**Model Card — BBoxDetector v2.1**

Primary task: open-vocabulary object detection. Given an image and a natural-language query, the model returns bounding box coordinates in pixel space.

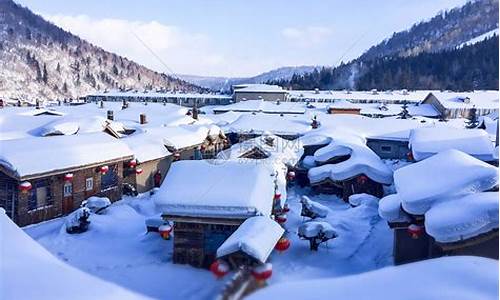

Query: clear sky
[16,0,469,77]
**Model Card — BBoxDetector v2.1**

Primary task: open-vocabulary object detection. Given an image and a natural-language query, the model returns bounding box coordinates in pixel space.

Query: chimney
[107,110,114,121]
[140,113,147,124]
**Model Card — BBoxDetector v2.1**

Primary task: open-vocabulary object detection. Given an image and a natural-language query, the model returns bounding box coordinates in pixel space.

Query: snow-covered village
[1,0,499,299]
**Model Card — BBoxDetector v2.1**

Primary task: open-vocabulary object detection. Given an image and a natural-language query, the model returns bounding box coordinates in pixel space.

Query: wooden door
[62,196,73,214]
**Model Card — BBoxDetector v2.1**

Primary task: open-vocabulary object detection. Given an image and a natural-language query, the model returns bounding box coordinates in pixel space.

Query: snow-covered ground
[22,183,394,299]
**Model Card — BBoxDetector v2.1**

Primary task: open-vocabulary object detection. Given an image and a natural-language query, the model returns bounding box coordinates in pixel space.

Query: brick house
[0,132,133,226]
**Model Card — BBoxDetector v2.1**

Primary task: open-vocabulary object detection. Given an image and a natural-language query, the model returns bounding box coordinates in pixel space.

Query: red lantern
[251,263,272,282]
[19,181,32,193]
[159,224,172,240]
[275,237,291,252]
[275,214,287,224]
[100,165,109,174]
[282,203,290,213]
[407,224,424,239]
[356,175,368,185]
[274,193,281,201]
[200,144,206,151]
[64,173,74,181]
[210,260,229,279]
[128,160,137,168]
[287,171,296,181]
[174,152,181,160]
[135,168,143,175]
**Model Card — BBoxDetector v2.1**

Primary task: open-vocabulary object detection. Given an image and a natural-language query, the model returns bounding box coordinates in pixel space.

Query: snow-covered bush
[81,196,111,214]
[300,196,328,219]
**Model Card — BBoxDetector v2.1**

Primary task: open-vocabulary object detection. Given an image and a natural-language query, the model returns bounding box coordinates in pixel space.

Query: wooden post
[140,113,147,124]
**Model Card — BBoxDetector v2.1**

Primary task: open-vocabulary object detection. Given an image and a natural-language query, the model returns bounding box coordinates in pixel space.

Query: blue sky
[17,0,468,77]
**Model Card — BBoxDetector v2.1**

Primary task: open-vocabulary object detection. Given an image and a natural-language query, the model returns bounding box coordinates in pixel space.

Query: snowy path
[24,185,393,299]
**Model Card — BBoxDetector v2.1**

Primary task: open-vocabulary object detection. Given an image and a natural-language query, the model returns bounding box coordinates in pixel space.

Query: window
[101,164,118,191]
[85,178,93,191]
[380,145,393,153]
[63,182,73,197]
[28,180,52,210]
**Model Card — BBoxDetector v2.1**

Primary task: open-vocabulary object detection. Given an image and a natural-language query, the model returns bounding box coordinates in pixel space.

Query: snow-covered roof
[425,192,498,243]
[247,256,499,300]
[216,216,284,263]
[308,141,393,184]
[409,127,496,161]
[224,113,311,136]
[212,99,305,114]
[121,132,172,163]
[428,91,499,110]
[1,209,151,300]
[88,90,231,100]
[312,114,431,142]
[144,124,220,150]
[288,89,430,103]
[0,133,133,178]
[393,149,498,215]
[220,134,303,166]
[233,84,285,93]
[153,160,275,219]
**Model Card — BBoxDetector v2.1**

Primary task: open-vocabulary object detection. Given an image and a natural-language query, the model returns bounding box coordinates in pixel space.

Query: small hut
[153,160,276,268]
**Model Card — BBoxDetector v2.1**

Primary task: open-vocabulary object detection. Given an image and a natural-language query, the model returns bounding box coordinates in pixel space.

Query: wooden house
[153,160,275,268]
[0,133,133,226]
[379,152,499,265]
[121,132,174,193]
[307,141,393,201]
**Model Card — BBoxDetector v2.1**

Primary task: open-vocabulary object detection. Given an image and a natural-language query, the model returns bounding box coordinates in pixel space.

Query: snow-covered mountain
[360,0,499,61]
[180,66,318,91]
[0,0,203,102]
[272,0,499,90]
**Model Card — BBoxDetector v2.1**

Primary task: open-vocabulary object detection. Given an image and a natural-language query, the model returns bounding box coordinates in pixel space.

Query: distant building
[422,91,499,119]
[85,91,232,107]
[232,84,288,102]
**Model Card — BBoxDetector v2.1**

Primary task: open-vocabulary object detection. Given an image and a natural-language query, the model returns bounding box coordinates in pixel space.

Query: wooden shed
[153,160,276,268]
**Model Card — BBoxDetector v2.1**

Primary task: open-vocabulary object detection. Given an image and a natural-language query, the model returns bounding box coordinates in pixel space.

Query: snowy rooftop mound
[247,256,499,300]
[0,209,150,300]
[298,134,332,147]
[220,134,303,166]
[153,160,275,219]
[36,115,129,137]
[308,142,393,184]
[144,124,221,150]
[224,113,311,136]
[378,193,409,223]
[0,132,133,178]
[409,127,495,161]
[213,99,306,114]
[425,192,499,243]
[216,216,284,263]
[120,132,172,163]
[394,149,498,215]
